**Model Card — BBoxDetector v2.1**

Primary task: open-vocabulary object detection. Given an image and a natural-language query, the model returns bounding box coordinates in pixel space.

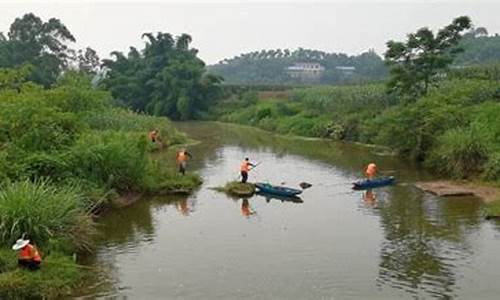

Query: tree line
[209,20,500,90]
[0,13,222,120]
[209,48,388,85]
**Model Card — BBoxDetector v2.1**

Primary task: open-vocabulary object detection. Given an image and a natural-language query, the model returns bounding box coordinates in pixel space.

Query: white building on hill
[286,62,325,82]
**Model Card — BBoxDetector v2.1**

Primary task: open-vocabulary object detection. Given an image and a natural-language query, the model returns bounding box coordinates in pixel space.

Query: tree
[76,47,100,74]
[384,16,472,100]
[102,32,221,120]
[0,13,76,86]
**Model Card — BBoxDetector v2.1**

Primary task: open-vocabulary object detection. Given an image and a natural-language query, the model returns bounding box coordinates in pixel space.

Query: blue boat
[352,176,396,190]
[255,182,303,197]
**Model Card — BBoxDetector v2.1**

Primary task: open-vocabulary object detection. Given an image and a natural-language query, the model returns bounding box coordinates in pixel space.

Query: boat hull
[255,182,302,197]
[352,176,396,190]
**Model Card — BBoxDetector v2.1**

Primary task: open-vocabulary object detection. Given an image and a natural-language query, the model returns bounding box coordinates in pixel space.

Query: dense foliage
[0,66,199,259]
[101,32,222,120]
[209,48,388,85]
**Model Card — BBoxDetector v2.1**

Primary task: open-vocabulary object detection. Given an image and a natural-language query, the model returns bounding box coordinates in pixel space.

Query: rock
[299,182,312,189]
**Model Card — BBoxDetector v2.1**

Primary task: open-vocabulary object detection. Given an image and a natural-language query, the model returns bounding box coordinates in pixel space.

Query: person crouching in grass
[12,235,42,271]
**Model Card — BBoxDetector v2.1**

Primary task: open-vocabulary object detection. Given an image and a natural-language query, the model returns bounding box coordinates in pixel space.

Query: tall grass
[427,127,489,178]
[0,180,94,251]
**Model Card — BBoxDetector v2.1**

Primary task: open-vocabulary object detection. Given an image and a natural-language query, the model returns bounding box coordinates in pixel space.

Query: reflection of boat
[256,191,303,203]
[353,176,396,190]
[255,182,302,197]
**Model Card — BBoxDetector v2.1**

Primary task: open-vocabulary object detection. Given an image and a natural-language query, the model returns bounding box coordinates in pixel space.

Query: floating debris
[299,182,312,189]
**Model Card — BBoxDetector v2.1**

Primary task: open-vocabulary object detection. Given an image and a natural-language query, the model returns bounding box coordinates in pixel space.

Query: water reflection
[256,192,304,204]
[241,198,256,218]
[363,189,377,208]
[374,187,483,298]
[176,198,196,216]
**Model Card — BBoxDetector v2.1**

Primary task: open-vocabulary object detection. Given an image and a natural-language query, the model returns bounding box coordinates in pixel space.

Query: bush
[0,180,94,250]
[68,131,149,192]
[426,126,489,178]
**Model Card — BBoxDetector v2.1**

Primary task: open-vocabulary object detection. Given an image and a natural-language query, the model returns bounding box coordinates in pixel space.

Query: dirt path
[415,181,500,203]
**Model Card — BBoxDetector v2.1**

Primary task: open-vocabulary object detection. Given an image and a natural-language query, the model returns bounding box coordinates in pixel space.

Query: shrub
[483,153,500,182]
[68,131,149,192]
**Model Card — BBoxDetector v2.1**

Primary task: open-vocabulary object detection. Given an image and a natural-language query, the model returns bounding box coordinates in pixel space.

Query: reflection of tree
[97,199,155,246]
[375,187,482,298]
[96,194,191,246]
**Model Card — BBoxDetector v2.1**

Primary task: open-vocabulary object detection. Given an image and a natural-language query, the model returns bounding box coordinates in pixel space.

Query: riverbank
[0,71,202,298]
[208,69,500,184]
[415,181,500,203]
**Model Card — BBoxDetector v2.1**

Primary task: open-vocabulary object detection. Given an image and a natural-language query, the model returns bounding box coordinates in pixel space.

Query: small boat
[255,182,303,197]
[352,176,396,190]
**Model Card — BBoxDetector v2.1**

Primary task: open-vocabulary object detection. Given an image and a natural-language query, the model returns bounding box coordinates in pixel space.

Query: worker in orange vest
[148,129,159,143]
[176,148,192,175]
[240,157,256,183]
[365,162,377,180]
[12,236,42,270]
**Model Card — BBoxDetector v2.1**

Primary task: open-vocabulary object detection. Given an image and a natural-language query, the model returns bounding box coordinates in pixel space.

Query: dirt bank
[415,181,500,203]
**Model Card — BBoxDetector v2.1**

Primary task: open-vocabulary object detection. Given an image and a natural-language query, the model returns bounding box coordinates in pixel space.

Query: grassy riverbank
[0,69,202,297]
[209,65,500,183]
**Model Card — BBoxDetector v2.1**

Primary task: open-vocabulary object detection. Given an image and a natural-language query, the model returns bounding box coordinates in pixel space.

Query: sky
[1,1,500,64]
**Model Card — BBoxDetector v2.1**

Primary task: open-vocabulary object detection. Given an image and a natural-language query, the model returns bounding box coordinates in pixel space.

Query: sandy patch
[415,181,500,203]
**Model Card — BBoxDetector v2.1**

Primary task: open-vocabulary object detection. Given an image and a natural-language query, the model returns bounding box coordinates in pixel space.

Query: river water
[79,122,500,299]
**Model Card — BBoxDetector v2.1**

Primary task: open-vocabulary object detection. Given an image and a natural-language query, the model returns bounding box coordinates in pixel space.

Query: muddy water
[80,122,500,299]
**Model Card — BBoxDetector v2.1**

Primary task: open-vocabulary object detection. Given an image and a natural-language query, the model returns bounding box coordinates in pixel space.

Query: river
[78,121,500,299]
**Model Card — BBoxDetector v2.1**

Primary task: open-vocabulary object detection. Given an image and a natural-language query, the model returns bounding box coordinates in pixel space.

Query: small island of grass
[213,181,256,197]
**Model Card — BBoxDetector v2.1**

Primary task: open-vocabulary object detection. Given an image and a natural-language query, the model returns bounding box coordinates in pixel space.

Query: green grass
[213,181,256,197]
[484,200,500,218]
[0,248,84,299]
[0,180,94,251]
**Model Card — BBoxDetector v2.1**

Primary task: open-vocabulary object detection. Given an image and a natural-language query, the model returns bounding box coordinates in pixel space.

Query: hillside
[209,33,500,85]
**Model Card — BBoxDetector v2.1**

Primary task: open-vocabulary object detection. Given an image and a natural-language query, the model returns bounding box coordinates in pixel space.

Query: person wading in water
[176,148,192,175]
[12,235,42,271]
[240,157,256,184]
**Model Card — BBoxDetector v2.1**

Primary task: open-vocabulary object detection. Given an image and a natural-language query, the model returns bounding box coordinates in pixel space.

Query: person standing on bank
[240,157,256,183]
[12,236,42,271]
[176,148,192,175]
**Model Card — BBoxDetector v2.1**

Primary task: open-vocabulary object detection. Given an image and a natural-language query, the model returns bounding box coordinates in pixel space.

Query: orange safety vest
[240,161,250,172]
[366,163,377,177]
[177,151,187,163]
[19,244,41,262]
